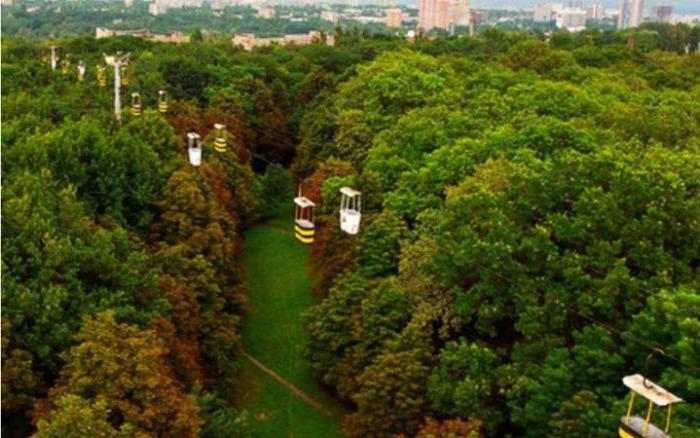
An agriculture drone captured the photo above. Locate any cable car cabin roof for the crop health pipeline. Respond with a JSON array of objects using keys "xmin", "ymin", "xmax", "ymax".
[
  {"xmin": 294, "ymin": 196, "xmax": 315, "ymax": 208},
  {"xmin": 623, "ymin": 375, "xmax": 683, "ymax": 406},
  {"xmin": 340, "ymin": 187, "xmax": 361, "ymax": 197}
]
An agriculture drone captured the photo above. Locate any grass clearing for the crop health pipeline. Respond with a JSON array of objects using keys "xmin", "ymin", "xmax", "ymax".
[{"xmin": 238, "ymin": 204, "xmax": 348, "ymax": 437}]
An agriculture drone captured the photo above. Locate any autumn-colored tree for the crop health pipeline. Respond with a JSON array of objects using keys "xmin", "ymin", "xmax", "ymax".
[
  {"xmin": 150, "ymin": 166, "xmax": 244, "ymax": 377},
  {"xmin": 33, "ymin": 395, "xmax": 142, "ymax": 438},
  {"xmin": 411, "ymin": 417, "xmax": 483, "ymax": 438},
  {"xmin": 38, "ymin": 311, "xmax": 202, "ymax": 437}
]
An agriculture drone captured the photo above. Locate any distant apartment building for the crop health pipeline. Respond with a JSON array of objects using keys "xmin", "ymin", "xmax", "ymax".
[
  {"xmin": 452, "ymin": 0, "xmax": 470, "ymax": 26},
  {"xmin": 418, "ymin": 0, "xmax": 469, "ymax": 31},
  {"xmin": 654, "ymin": 5, "xmax": 673, "ymax": 23},
  {"xmin": 385, "ymin": 8, "xmax": 403, "ymax": 28},
  {"xmin": 257, "ymin": 6, "xmax": 275, "ymax": 19},
  {"xmin": 587, "ymin": 3, "xmax": 604, "ymax": 20},
  {"xmin": 96, "ymin": 27, "xmax": 191, "ymax": 43},
  {"xmin": 533, "ymin": 3, "xmax": 563, "ymax": 22},
  {"xmin": 435, "ymin": 0, "xmax": 451, "ymax": 29},
  {"xmin": 618, "ymin": 0, "xmax": 644, "ymax": 29},
  {"xmin": 232, "ymin": 31, "xmax": 331, "ymax": 51},
  {"xmin": 124, "ymin": 0, "xmax": 134, "ymax": 7},
  {"xmin": 321, "ymin": 11, "xmax": 339, "ymax": 22},
  {"xmin": 148, "ymin": 0, "xmax": 203, "ymax": 15},
  {"xmin": 555, "ymin": 7, "xmax": 587, "ymax": 31}
]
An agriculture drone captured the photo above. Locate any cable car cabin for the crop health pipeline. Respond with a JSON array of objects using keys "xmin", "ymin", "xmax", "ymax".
[
  {"xmin": 61, "ymin": 59, "xmax": 71, "ymax": 75},
  {"xmin": 619, "ymin": 374, "xmax": 683, "ymax": 438},
  {"xmin": 120, "ymin": 64, "xmax": 129, "ymax": 86},
  {"xmin": 187, "ymin": 132, "xmax": 202, "ymax": 167},
  {"xmin": 158, "ymin": 90, "xmax": 168, "ymax": 114},
  {"xmin": 130, "ymin": 93, "xmax": 142, "ymax": 117},
  {"xmin": 77, "ymin": 61, "xmax": 86, "ymax": 82},
  {"xmin": 214, "ymin": 123, "xmax": 227, "ymax": 153},
  {"xmin": 97, "ymin": 65, "xmax": 106, "ymax": 87},
  {"xmin": 339, "ymin": 187, "xmax": 361, "ymax": 235},
  {"xmin": 294, "ymin": 196, "xmax": 315, "ymax": 244}
]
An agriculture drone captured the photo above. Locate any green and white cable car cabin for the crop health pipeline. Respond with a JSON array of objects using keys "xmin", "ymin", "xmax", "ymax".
[
  {"xmin": 294, "ymin": 194, "xmax": 315, "ymax": 244},
  {"xmin": 130, "ymin": 92, "xmax": 142, "ymax": 117},
  {"xmin": 619, "ymin": 374, "xmax": 683, "ymax": 438},
  {"xmin": 187, "ymin": 132, "xmax": 202, "ymax": 167},
  {"xmin": 339, "ymin": 187, "xmax": 361, "ymax": 235},
  {"xmin": 158, "ymin": 90, "xmax": 168, "ymax": 114},
  {"xmin": 214, "ymin": 123, "xmax": 227, "ymax": 153}
]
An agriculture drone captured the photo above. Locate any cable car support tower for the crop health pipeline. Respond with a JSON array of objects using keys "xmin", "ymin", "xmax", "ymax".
[{"xmin": 104, "ymin": 51, "xmax": 130, "ymax": 123}]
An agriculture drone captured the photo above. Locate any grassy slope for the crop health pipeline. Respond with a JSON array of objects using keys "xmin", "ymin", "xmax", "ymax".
[{"xmin": 238, "ymin": 204, "xmax": 348, "ymax": 437}]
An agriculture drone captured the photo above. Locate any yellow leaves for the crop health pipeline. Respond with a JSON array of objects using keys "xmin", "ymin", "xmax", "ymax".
[{"xmin": 446, "ymin": 158, "xmax": 513, "ymax": 201}]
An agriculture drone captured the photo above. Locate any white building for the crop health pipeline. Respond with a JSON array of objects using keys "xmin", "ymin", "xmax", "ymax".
[
  {"xmin": 533, "ymin": 3, "xmax": 563, "ymax": 22},
  {"xmin": 555, "ymin": 7, "xmax": 587, "ymax": 31}
]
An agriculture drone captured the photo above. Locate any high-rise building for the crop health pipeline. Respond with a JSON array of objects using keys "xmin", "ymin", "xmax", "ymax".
[
  {"xmin": 386, "ymin": 8, "xmax": 403, "ymax": 28},
  {"xmin": 452, "ymin": 0, "xmax": 470, "ymax": 26},
  {"xmin": 436, "ymin": 0, "xmax": 451, "ymax": 29},
  {"xmin": 534, "ymin": 3, "xmax": 563, "ymax": 22},
  {"xmin": 419, "ymin": 0, "xmax": 437, "ymax": 30},
  {"xmin": 618, "ymin": 0, "xmax": 644, "ymax": 29},
  {"xmin": 587, "ymin": 3, "xmax": 604, "ymax": 20},
  {"xmin": 654, "ymin": 5, "xmax": 673, "ymax": 23},
  {"xmin": 418, "ymin": 0, "xmax": 470, "ymax": 31}
]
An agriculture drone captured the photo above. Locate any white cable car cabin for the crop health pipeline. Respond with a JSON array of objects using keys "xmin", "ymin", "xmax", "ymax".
[
  {"xmin": 187, "ymin": 132, "xmax": 202, "ymax": 167},
  {"xmin": 213, "ymin": 123, "xmax": 227, "ymax": 153},
  {"xmin": 130, "ymin": 93, "xmax": 142, "ymax": 117},
  {"xmin": 619, "ymin": 374, "xmax": 683, "ymax": 438},
  {"xmin": 158, "ymin": 90, "xmax": 168, "ymax": 114},
  {"xmin": 339, "ymin": 187, "xmax": 361, "ymax": 235},
  {"xmin": 294, "ymin": 196, "xmax": 315, "ymax": 244},
  {"xmin": 77, "ymin": 61, "xmax": 86, "ymax": 82}
]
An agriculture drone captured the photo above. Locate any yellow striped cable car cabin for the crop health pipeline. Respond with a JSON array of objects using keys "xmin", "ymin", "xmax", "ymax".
[
  {"xmin": 97, "ymin": 65, "xmax": 106, "ymax": 87},
  {"xmin": 120, "ymin": 63, "xmax": 129, "ymax": 86},
  {"xmin": 158, "ymin": 90, "xmax": 168, "ymax": 113},
  {"xmin": 187, "ymin": 132, "xmax": 202, "ymax": 167},
  {"xmin": 214, "ymin": 123, "xmax": 227, "ymax": 153},
  {"xmin": 77, "ymin": 60, "xmax": 86, "ymax": 82},
  {"xmin": 619, "ymin": 374, "xmax": 683, "ymax": 438},
  {"xmin": 130, "ymin": 92, "xmax": 142, "ymax": 117},
  {"xmin": 294, "ymin": 190, "xmax": 315, "ymax": 244},
  {"xmin": 339, "ymin": 187, "xmax": 361, "ymax": 235},
  {"xmin": 61, "ymin": 59, "xmax": 71, "ymax": 75}
]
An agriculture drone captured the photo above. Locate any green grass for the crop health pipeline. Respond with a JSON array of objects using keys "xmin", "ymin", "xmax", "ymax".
[{"xmin": 238, "ymin": 203, "xmax": 348, "ymax": 438}]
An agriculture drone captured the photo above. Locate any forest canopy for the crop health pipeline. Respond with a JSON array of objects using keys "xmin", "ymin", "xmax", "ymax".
[{"xmin": 2, "ymin": 22, "xmax": 700, "ymax": 438}]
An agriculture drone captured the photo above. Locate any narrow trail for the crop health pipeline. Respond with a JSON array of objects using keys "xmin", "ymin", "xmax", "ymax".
[
  {"xmin": 238, "ymin": 204, "xmax": 348, "ymax": 437},
  {"xmin": 239, "ymin": 349, "xmax": 335, "ymax": 418}
]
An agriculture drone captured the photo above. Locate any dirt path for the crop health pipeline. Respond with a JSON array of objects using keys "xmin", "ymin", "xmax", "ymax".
[{"xmin": 240, "ymin": 349, "xmax": 336, "ymax": 419}]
